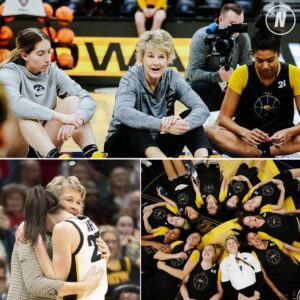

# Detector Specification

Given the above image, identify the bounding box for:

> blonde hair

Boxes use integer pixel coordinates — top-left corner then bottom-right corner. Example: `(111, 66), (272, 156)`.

(0, 27), (49, 69)
(135, 29), (176, 64)
(46, 176), (86, 202)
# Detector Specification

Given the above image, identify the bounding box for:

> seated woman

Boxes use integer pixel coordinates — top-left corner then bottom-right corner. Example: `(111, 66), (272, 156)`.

(180, 244), (223, 300)
(105, 29), (210, 158)
(206, 16), (300, 157)
(242, 168), (300, 214)
(0, 28), (100, 158)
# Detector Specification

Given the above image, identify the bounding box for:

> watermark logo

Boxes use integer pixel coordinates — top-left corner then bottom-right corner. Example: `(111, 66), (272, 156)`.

(265, 4), (296, 35)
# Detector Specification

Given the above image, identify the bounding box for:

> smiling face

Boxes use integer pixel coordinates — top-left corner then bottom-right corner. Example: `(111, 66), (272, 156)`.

(22, 39), (51, 74)
(226, 195), (238, 208)
(187, 232), (201, 247)
(143, 48), (168, 85)
(58, 188), (83, 216)
(225, 237), (239, 255)
(247, 232), (263, 248)
(243, 216), (260, 228)
(243, 197), (258, 212)
(206, 196), (218, 215)
(167, 216), (185, 228)
(202, 245), (215, 262)
(185, 206), (199, 220)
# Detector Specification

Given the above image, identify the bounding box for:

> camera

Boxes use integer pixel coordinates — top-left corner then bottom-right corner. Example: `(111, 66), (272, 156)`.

(205, 23), (248, 71)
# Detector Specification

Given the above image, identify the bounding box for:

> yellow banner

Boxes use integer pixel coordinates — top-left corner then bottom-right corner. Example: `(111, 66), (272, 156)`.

(56, 37), (192, 77)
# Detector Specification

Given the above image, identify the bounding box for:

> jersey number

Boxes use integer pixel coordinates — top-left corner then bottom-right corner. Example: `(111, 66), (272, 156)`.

(87, 232), (102, 262)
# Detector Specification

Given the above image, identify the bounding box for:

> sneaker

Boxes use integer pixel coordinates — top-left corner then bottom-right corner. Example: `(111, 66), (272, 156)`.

(59, 154), (70, 159)
(91, 151), (107, 158)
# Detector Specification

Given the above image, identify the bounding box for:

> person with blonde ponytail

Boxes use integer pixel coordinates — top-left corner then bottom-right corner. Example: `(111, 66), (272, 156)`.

(0, 27), (101, 158)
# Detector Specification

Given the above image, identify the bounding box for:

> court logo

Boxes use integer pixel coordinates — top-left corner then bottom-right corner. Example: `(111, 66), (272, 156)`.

(265, 5), (296, 35)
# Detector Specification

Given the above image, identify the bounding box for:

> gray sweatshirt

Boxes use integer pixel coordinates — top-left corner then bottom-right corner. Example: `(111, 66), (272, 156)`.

(106, 64), (210, 140)
(0, 62), (96, 122)
(185, 25), (252, 83)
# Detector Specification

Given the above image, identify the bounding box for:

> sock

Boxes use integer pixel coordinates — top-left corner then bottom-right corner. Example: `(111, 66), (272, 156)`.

(83, 144), (98, 158)
(27, 146), (42, 158)
(257, 142), (272, 158)
(46, 148), (61, 158)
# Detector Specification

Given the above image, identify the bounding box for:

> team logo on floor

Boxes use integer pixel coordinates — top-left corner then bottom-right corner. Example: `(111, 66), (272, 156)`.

(254, 95), (280, 119)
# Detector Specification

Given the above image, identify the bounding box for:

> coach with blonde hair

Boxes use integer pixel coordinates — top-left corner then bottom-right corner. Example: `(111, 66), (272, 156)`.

(105, 29), (210, 158)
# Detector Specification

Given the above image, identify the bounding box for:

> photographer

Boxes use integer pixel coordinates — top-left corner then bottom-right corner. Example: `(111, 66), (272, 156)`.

(185, 3), (252, 111)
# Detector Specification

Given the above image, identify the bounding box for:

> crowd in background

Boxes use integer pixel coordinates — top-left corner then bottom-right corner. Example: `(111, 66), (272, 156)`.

(15, 0), (261, 17)
(0, 160), (140, 300)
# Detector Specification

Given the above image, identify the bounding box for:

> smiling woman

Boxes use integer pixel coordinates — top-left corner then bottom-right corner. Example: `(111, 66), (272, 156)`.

(0, 27), (101, 158)
(105, 29), (211, 158)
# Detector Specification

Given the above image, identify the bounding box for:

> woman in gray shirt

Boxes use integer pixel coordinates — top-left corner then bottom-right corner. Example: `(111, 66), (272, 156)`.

(105, 29), (211, 158)
(0, 28), (100, 158)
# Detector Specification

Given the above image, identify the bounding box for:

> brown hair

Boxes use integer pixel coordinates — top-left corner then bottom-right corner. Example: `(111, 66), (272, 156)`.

(0, 27), (49, 69)
(220, 3), (243, 16)
(2, 183), (27, 206)
(24, 185), (61, 246)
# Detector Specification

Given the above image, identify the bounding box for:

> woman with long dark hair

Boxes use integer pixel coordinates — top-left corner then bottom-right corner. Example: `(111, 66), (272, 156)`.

(8, 184), (107, 300)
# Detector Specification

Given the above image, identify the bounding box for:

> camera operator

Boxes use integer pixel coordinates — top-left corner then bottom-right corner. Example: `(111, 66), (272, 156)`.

(185, 3), (252, 111)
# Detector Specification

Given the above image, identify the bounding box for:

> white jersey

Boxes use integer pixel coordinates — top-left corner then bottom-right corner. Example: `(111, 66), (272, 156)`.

(64, 216), (108, 300)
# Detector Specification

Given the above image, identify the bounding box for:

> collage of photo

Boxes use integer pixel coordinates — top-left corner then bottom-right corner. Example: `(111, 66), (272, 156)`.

(0, 0), (300, 300)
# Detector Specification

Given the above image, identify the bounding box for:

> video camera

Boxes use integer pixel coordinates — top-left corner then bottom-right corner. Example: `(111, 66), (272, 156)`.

(205, 23), (248, 71)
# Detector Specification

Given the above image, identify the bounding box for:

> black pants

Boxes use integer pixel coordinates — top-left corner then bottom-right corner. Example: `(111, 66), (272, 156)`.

(105, 110), (211, 158)
(191, 80), (225, 111)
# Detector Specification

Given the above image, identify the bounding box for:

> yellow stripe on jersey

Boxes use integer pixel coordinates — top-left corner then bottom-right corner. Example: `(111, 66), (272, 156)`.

(171, 240), (183, 249)
(289, 64), (300, 96)
(228, 65), (248, 95)
(190, 249), (200, 263)
(153, 226), (169, 237)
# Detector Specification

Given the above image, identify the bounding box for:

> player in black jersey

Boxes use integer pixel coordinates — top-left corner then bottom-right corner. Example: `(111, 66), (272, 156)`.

(180, 244), (223, 300)
(246, 231), (300, 299)
(206, 16), (300, 157)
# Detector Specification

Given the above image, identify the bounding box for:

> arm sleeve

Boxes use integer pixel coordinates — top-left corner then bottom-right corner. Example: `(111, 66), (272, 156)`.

(0, 69), (54, 120)
(228, 65), (248, 95)
(174, 71), (210, 129)
(220, 260), (229, 282)
(289, 64), (300, 96)
(18, 244), (64, 298)
(54, 64), (96, 122)
(113, 76), (162, 131)
(238, 34), (252, 66)
(186, 30), (221, 83)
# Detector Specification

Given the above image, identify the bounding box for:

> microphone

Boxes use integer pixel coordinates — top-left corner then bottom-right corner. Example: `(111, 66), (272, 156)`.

(206, 23), (218, 34)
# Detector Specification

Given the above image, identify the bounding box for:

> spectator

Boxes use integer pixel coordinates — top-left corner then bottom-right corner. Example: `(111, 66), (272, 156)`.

(2, 183), (27, 230)
(0, 259), (8, 300)
(19, 161), (41, 188)
(101, 226), (139, 300)
(134, 0), (167, 36)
